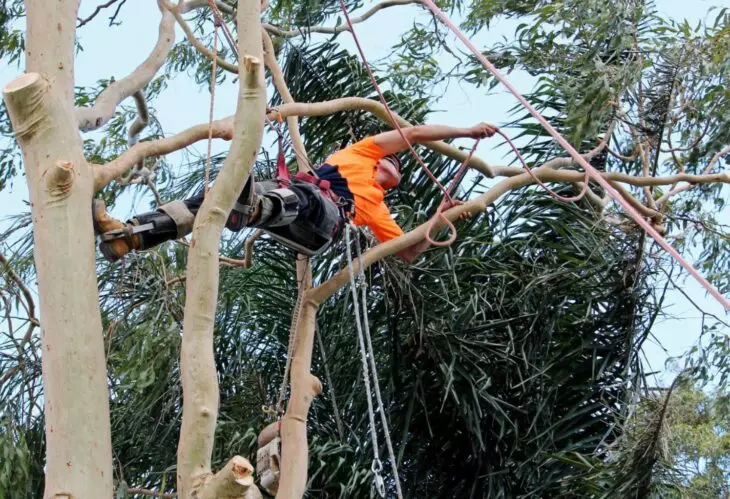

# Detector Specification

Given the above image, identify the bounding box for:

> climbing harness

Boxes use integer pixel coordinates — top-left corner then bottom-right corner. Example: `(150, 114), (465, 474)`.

(345, 224), (403, 499)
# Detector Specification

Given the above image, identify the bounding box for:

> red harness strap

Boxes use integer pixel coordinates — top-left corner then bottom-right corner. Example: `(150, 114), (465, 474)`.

(275, 135), (344, 210)
(276, 135), (291, 187)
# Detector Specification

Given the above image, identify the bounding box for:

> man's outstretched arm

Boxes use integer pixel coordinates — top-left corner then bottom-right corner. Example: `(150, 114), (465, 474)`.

(373, 122), (497, 155)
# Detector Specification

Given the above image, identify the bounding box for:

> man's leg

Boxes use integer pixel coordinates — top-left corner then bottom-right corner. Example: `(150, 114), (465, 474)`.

(93, 176), (302, 262)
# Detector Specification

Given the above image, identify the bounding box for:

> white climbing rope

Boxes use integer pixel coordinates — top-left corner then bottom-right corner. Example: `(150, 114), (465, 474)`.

(345, 224), (403, 499)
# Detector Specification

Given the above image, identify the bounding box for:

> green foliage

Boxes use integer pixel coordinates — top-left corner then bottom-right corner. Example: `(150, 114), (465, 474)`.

(1, 0), (727, 497)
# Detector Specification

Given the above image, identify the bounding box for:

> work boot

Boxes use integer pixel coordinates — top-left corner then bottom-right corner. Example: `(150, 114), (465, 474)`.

(92, 199), (142, 262)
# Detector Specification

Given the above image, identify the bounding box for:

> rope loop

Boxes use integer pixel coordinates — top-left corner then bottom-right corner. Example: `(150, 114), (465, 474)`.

(425, 210), (458, 247)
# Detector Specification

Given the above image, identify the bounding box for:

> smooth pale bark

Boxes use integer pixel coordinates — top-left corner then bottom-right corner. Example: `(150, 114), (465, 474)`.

(277, 299), (322, 499)
(176, 0), (265, 495)
(262, 30), (310, 171)
(3, 2), (112, 497)
(75, 0), (175, 131)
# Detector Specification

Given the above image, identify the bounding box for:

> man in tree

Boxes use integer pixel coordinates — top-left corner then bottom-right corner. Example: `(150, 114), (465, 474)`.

(94, 122), (496, 262)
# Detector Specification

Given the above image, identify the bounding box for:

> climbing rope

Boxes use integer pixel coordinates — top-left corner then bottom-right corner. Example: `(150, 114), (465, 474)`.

(274, 257), (310, 417)
(337, 0), (454, 204)
(203, 2), (220, 195)
(208, 0), (238, 60)
(418, 0), (730, 311)
(338, 0), (590, 250)
(346, 224), (403, 499)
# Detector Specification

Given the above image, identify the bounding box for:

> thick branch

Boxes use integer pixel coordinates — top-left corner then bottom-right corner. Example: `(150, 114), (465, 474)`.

(196, 456), (262, 499)
(76, 1), (175, 131)
(263, 0), (422, 38)
(278, 299), (322, 499)
(93, 116), (233, 190)
(262, 30), (310, 172)
(176, 0), (265, 494)
(162, 0), (239, 73)
(268, 98), (495, 177)
(6, 9), (113, 490)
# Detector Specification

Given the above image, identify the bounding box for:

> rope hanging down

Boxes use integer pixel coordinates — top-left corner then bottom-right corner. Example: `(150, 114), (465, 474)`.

(418, 0), (730, 311)
(346, 224), (404, 499)
(338, 0), (590, 249)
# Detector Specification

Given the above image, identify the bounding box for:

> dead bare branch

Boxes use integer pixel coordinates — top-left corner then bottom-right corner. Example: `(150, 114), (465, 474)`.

(77, 0), (124, 28)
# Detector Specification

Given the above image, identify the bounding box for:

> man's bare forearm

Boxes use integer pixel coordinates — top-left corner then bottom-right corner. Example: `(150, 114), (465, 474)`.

(373, 122), (495, 155)
(407, 124), (473, 143)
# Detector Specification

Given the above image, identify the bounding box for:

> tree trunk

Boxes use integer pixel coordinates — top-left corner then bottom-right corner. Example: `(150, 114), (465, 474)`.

(2, 1), (113, 497)
(176, 0), (265, 496)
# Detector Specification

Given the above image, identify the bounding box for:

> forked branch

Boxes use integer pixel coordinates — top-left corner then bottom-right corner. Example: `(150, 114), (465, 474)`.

(76, 0), (176, 131)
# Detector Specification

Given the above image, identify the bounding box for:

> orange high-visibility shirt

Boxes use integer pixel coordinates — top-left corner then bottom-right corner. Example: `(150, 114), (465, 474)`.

(316, 137), (405, 243)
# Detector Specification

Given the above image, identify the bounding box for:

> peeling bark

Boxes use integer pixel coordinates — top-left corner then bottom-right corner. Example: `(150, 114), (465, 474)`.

(4, 3), (113, 495)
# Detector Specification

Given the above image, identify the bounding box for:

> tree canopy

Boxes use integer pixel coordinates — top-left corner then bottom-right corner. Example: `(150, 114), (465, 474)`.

(0, 0), (728, 497)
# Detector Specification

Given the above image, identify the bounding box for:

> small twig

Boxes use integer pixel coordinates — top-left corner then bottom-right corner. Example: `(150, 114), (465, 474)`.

(0, 251), (38, 348)
(108, 0), (128, 26)
(128, 91), (150, 147)
(658, 266), (730, 329)
(77, 0), (124, 28)
(243, 229), (263, 268)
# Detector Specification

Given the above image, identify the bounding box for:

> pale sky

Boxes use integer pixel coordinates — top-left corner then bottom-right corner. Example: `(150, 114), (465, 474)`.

(1, 0), (728, 386)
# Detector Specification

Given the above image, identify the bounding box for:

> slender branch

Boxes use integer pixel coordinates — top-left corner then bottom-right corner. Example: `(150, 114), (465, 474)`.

(262, 29), (310, 172)
(263, 0), (422, 38)
(77, 0), (124, 27)
(0, 252), (39, 348)
(607, 145), (640, 162)
(161, 0), (239, 74)
(93, 116), (234, 190)
(655, 144), (730, 209)
(243, 229), (263, 268)
(128, 90), (150, 146)
(180, 0), (235, 14)
(97, 97), (729, 196)
(76, 1), (176, 131)
(267, 98), (496, 177)
(309, 158), (730, 305)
